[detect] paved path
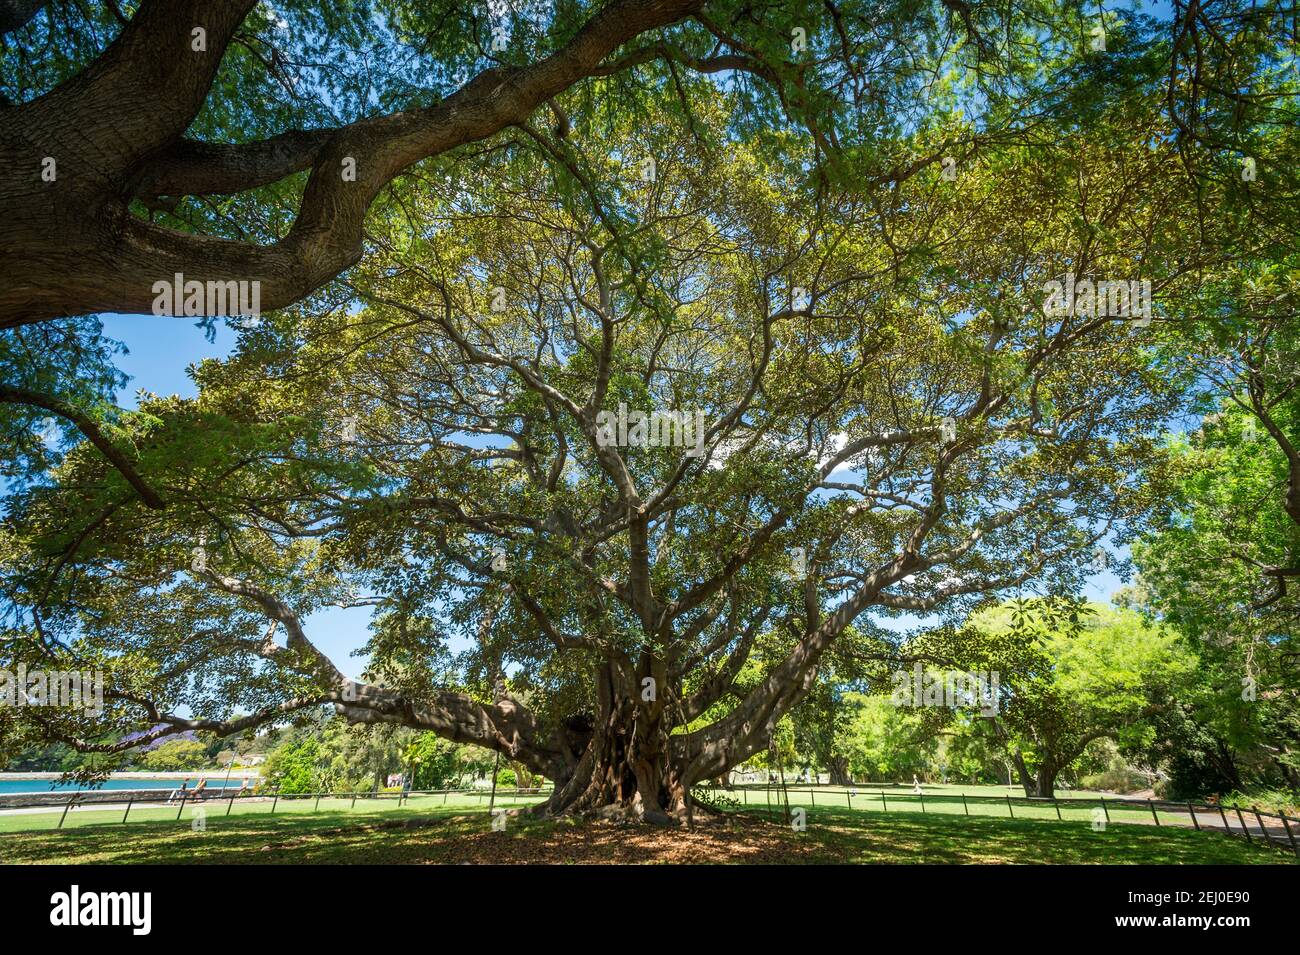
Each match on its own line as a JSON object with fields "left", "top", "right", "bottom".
{"left": 1176, "top": 807, "right": 1297, "bottom": 849}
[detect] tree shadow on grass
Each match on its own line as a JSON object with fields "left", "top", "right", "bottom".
{"left": 0, "top": 805, "right": 1293, "bottom": 865}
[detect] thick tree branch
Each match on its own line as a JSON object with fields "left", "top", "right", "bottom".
{"left": 0, "top": 0, "right": 707, "bottom": 327}
{"left": 0, "top": 382, "right": 165, "bottom": 508}
{"left": 130, "top": 129, "right": 333, "bottom": 198}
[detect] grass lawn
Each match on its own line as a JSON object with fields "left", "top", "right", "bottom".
{"left": 731, "top": 784, "right": 1199, "bottom": 826}
{"left": 0, "top": 801, "right": 1293, "bottom": 864}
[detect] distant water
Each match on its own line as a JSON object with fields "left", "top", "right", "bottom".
{"left": 0, "top": 777, "right": 250, "bottom": 794}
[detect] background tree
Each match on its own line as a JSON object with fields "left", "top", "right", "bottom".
{"left": 139, "top": 737, "right": 209, "bottom": 772}
{"left": 403, "top": 734, "right": 480, "bottom": 790}
{"left": 259, "top": 729, "right": 324, "bottom": 793}
{"left": 1134, "top": 401, "right": 1300, "bottom": 797}
{"left": 943, "top": 600, "right": 1194, "bottom": 798}
{"left": 836, "top": 693, "right": 937, "bottom": 783}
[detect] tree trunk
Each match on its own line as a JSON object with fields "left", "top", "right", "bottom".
{"left": 828, "top": 755, "right": 852, "bottom": 786}
{"left": 537, "top": 658, "right": 687, "bottom": 825}
{"left": 333, "top": 610, "right": 845, "bottom": 826}
{"left": 1007, "top": 750, "right": 1035, "bottom": 797}
{"left": 1032, "top": 762, "right": 1058, "bottom": 799}
{"left": 541, "top": 721, "right": 686, "bottom": 824}
{"left": 1214, "top": 738, "right": 1244, "bottom": 791}
{"left": 0, "top": 0, "right": 709, "bottom": 329}
{"left": 511, "top": 761, "right": 537, "bottom": 790}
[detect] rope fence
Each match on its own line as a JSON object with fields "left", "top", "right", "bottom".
{"left": 4, "top": 785, "right": 552, "bottom": 832}
{"left": 8, "top": 781, "right": 1297, "bottom": 859}
{"left": 717, "top": 783, "right": 1299, "bottom": 857}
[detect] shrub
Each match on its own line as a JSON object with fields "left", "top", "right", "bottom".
{"left": 1079, "top": 766, "right": 1149, "bottom": 794}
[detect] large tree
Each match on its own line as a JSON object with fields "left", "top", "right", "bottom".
{"left": 3, "top": 78, "right": 1189, "bottom": 821}
{"left": 2, "top": 1, "right": 1297, "bottom": 824}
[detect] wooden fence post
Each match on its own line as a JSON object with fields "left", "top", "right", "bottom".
{"left": 1279, "top": 812, "right": 1299, "bottom": 858}
{"left": 1252, "top": 806, "right": 1268, "bottom": 843}
{"left": 962, "top": 793, "right": 969, "bottom": 816}
{"left": 57, "top": 794, "right": 75, "bottom": 829}
{"left": 1099, "top": 796, "right": 1110, "bottom": 825}
{"left": 271, "top": 793, "right": 279, "bottom": 814}
{"left": 1187, "top": 802, "right": 1199, "bottom": 830}
{"left": 176, "top": 792, "right": 187, "bottom": 821}
{"left": 1148, "top": 799, "right": 1160, "bottom": 826}
{"left": 1235, "top": 807, "right": 1252, "bottom": 843}
{"left": 1053, "top": 798, "right": 1061, "bottom": 821}
{"left": 122, "top": 797, "right": 133, "bottom": 824}
{"left": 1006, "top": 794, "right": 1014, "bottom": 818}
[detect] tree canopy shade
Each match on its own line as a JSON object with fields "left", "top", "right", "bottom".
{"left": 0, "top": 0, "right": 972, "bottom": 324}
{"left": 2, "top": 1, "right": 1300, "bottom": 824}
{"left": 3, "top": 0, "right": 1296, "bottom": 325}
